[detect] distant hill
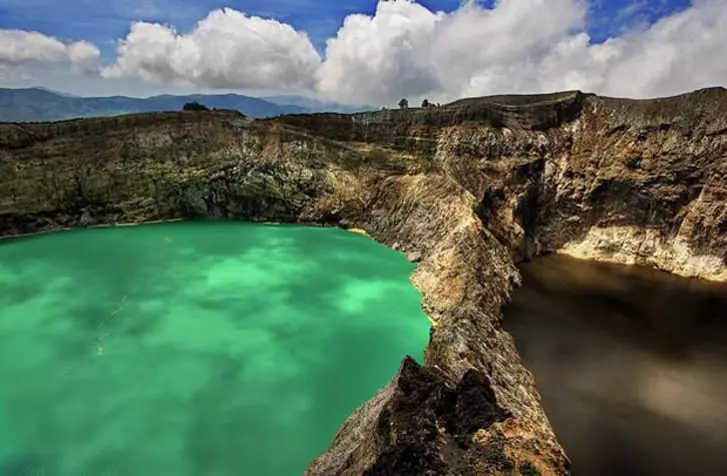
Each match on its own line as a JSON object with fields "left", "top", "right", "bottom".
{"left": 32, "top": 86, "right": 80, "bottom": 98}
{"left": 0, "top": 88, "right": 308, "bottom": 122}
{"left": 263, "top": 94, "right": 375, "bottom": 114}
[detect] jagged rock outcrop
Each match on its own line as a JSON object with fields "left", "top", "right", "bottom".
{"left": 1, "top": 88, "right": 725, "bottom": 475}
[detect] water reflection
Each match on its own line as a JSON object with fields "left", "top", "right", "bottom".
{"left": 504, "top": 254, "right": 727, "bottom": 476}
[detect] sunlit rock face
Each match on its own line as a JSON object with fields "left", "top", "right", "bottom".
{"left": 1, "top": 88, "right": 725, "bottom": 475}
{"left": 557, "top": 226, "right": 727, "bottom": 281}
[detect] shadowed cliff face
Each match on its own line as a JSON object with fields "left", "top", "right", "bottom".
{"left": 1, "top": 88, "right": 726, "bottom": 476}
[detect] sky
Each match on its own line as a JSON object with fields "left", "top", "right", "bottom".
{"left": 1, "top": 0, "right": 724, "bottom": 105}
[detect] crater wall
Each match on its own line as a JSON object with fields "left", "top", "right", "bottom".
{"left": 1, "top": 88, "right": 725, "bottom": 475}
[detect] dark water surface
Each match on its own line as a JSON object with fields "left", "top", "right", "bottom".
{"left": 504, "top": 254, "right": 727, "bottom": 476}
{"left": 0, "top": 222, "right": 430, "bottom": 476}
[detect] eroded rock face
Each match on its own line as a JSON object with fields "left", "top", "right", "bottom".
{"left": 307, "top": 356, "right": 513, "bottom": 476}
{"left": 1, "top": 89, "right": 725, "bottom": 475}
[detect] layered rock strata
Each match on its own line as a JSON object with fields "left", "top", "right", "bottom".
{"left": 1, "top": 88, "right": 725, "bottom": 475}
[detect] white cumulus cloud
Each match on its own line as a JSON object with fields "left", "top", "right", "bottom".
{"left": 315, "top": 0, "right": 727, "bottom": 105}
{"left": 0, "top": 29, "right": 100, "bottom": 74}
{"left": 316, "top": 0, "right": 588, "bottom": 104}
{"left": 572, "top": 0, "right": 727, "bottom": 98}
{"left": 316, "top": 0, "right": 443, "bottom": 106}
{"left": 102, "top": 7, "right": 322, "bottom": 91}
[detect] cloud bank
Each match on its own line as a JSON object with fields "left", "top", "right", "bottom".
{"left": 3, "top": 0, "right": 727, "bottom": 104}
{"left": 0, "top": 29, "right": 100, "bottom": 74}
{"left": 101, "top": 8, "right": 322, "bottom": 91}
{"left": 315, "top": 0, "right": 727, "bottom": 104}
{"left": 317, "top": 0, "right": 588, "bottom": 104}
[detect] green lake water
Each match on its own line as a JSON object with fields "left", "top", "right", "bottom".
{"left": 0, "top": 222, "right": 430, "bottom": 476}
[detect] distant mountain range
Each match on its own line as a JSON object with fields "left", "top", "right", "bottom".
{"left": 262, "top": 94, "right": 372, "bottom": 114}
{"left": 0, "top": 88, "right": 374, "bottom": 123}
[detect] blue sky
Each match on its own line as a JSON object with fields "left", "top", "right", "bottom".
{"left": 2, "top": 0, "right": 722, "bottom": 102}
{"left": 0, "top": 0, "right": 692, "bottom": 62}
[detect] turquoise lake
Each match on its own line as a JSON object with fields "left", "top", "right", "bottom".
{"left": 0, "top": 222, "right": 431, "bottom": 476}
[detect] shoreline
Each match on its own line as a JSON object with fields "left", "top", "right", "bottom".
{"left": 347, "top": 227, "right": 370, "bottom": 237}
{"left": 0, "top": 218, "right": 377, "bottom": 242}
{"left": 0, "top": 218, "right": 186, "bottom": 242}
{"left": 6, "top": 219, "right": 722, "bottom": 287}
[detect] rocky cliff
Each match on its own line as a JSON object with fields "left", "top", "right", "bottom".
{"left": 1, "top": 88, "right": 725, "bottom": 475}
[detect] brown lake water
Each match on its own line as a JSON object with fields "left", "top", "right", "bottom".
{"left": 504, "top": 254, "right": 727, "bottom": 476}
